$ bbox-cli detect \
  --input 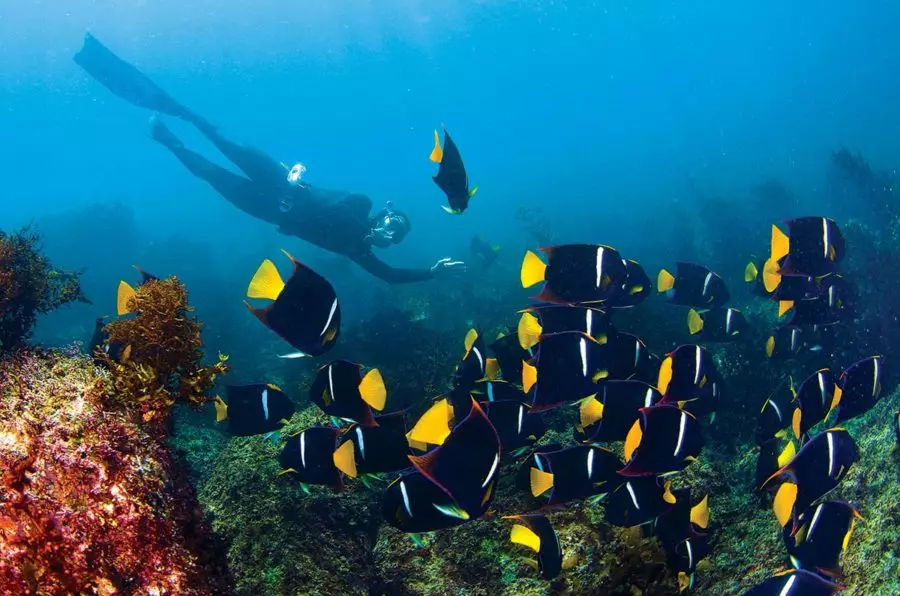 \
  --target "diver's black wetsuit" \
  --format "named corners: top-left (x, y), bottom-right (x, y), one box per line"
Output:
top-left (157, 118), bottom-right (434, 284)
